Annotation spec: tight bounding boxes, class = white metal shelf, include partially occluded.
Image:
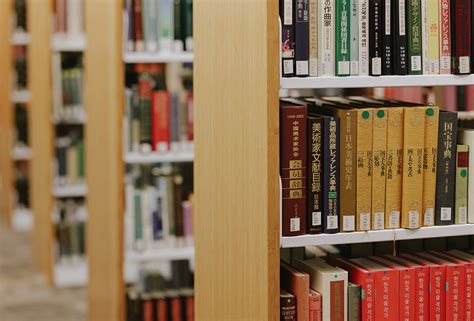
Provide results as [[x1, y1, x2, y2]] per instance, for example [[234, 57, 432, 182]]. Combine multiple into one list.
[[124, 149, 194, 164], [12, 208, 33, 232], [52, 110, 87, 125], [51, 33, 86, 52], [280, 74, 474, 89], [281, 224, 474, 248], [11, 145, 32, 161], [10, 31, 30, 45], [125, 247, 195, 263], [53, 183, 88, 198], [123, 51, 194, 63], [11, 90, 31, 103], [54, 259, 88, 287]]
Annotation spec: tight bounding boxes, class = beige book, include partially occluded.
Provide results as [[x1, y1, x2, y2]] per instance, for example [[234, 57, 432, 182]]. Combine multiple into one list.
[[371, 108, 387, 230], [67, 145, 78, 184], [422, 106, 439, 226], [385, 107, 404, 228], [401, 107, 425, 229]]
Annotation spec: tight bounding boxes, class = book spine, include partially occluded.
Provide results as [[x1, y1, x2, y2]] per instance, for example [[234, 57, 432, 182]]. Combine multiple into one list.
[[318, 0, 335, 75], [451, 0, 472, 74], [295, 0, 310, 76], [420, 0, 429, 74], [350, 0, 359, 75], [369, 0, 383, 75], [142, 0, 158, 52], [309, 291, 322, 321], [457, 130, 474, 223], [281, 0, 296, 77], [329, 280, 346, 321], [174, 0, 182, 49], [435, 112, 458, 225], [322, 117, 339, 233], [356, 109, 373, 231], [392, 0, 408, 74], [427, 0, 440, 73], [309, 0, 318, 76], [138, 76, 152, 147], [455, 145, 469, 224], [401, 107, 425, 228], [158, 0, 174, 51], [281, 105, 307, 236], [439, 0, 451, 74], [422, 106, 439, 226], [348, 284, 361, 321], [399, 270, 415, 321], [358, 0, 369, 75], [170, 93, 180, 150], [407, 0, 423, 74], [133, 0, 145, 51], [187, 92, 194, 141], [414, 267, 430, 321], [336, 0, 351, 76], [280, 294, 297, 321], [445, 267, 466, 321], [371, 109, 387, 230], [382, 0, 392, 74], [307, 117, 323, 234], [182, 0, 193, 51]]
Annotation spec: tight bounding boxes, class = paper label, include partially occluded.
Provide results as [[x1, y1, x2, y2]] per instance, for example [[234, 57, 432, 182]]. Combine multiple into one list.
[[459, 56, 470, 74], [430, 60, 440, 74], [343, 215, 355, 231], [360, 212, 371, 230], [389, 211, 400, 228], [290, 217, 300, 232], [440, 207, 452, 221], [424, 208, 434, 225], [327, 215, 339, 230], [372, 57, 382, 75], [408, 211, 420, 229], [312, 211, 322, 226], [441, 56, 451, 70], [284, 0, 293, 24], [458, 207, 467, 224], [283, 60, 294, 74], [399, 0, 406, 35], [338, 61, 350, 75], [351, 61, 359, 75], [309, 58, 318, 77], [374, 212, 384, 230], [296, 61, 309, 76], [411, 56, 422, 71], [385, 0, 391, 34]]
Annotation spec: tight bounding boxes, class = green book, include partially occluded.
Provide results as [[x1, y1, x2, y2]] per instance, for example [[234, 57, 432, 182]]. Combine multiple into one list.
[[455, 144, 469, 224], [142, 0, 158, 51], [134, 191, 143, 242], [336, 0, 351, 76], [181, 0, 193, 51], [77, 139, 85, 180], [174, 0, 183, 48], [407, 0, 423, 74]]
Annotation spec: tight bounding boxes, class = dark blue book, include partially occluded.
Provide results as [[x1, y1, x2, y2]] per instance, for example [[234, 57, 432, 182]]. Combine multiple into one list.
[[295, 0, 309, 77]]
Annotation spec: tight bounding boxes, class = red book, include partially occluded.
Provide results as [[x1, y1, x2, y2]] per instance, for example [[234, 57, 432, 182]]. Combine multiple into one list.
[[451, 0, 472, 74], [334, 258, 376, 321], [187, 92, 194, 141], [132, 0, 144, 51], [170, 296, 183, 321], [280, 262, 309, 321], [439, 0, 452, 74], [370, 256, 416, 321], [349, 258, 399, 321], [280, 101, 307, 236], [186, 296, 194, 321], [383, 255, 430, 321], [309, 289, 322, 321], [151, 91, 170, 152], [142, 294, 153, 321], [155, 295, 167, 321], [466, 86, 474, 111]]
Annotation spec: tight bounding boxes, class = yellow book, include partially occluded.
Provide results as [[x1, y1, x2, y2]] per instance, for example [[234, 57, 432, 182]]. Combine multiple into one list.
[[427, 0, 440, 74], [371, 108, 387, 230], [422, 106, 439, 226], [401, 107, 425, 229], [385, 107, 404, 228]]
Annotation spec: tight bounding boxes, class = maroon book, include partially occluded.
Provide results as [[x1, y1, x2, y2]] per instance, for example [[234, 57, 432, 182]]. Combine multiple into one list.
[[451, 0, 472, 74], [280, 101, 307, 236], [133, 0, 144, 51], [280, 290, 297, 321]]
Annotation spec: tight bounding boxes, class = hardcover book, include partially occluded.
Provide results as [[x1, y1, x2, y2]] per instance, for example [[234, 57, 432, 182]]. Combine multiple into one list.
[[382, 0, 392, 74], [439, 0, 451, 74], [450, 0, 472, 74], [281, 0, 296, 77], [151, 91, 171, 152], [407, 0, 423, 74], [309, 289, 322, 321], [458, 128, 474, 223], [427, 0, 440, 73], [350, 0, 359, 75], [422, 106, 439, 226], [295, 0, 310, 76], [309, 0, 318, 76], [280, 289, 297, 321], [455, 144, 469, 224], [369, 0, 383, 75], [371, 108, 387, 230], [420, 0, 429, 74], [281, 262, 310, 321], [318, 0, 335, 76], [142, 0, 158, 51], [336, 0, 351, 76], [358, 0, 369, 75], [392, 0, 408, 74], [158, 0, 174, 51], [347, 283, 360, 321], [307, 116, 324, 234]]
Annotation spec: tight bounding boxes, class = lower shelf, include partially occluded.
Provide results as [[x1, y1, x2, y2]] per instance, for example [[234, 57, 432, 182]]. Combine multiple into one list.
[[281, 224, 474, 248], [54, 259, 88, 287], [53, 183, 88, 198], [125, 247, 195, 263]]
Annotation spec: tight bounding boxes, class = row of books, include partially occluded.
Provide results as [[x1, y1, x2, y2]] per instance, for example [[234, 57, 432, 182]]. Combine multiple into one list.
[[54, 134, 85, 186], [52, 52, 85, 121], [13, 0, 27, 32], [14, 104, 28, 146], [13, 46, 27, 90], [280, 96, 474, 236], [124, 0, 193, 53], [124, 64, 193, 153], [54, 199, 87, 262], [280, 0, 473, 77], [281, 249, 474, 321], [53, 0, 84, 36], [15, 163, 29, 208], [124, 163, 193, 252]]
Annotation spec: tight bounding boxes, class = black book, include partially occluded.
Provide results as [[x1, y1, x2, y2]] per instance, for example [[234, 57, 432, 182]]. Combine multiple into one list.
[[295, 0, 310, 77], [307, 116, 324, 234], [280, 0, 296, 77], [435, 111, 458, 225], [391, 0, 408, 74], [382, 0, 392, 74], [369, 0, 383, 75], [126, 287, 142, 321]]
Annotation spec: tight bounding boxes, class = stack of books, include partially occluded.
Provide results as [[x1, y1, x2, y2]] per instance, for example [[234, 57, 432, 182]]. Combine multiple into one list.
[[280, 96, 473, 236], [54, 134, 85, 187], [280, 0, 473, 77], [123, 0, 193, 53], [52, 0, 84, 37]]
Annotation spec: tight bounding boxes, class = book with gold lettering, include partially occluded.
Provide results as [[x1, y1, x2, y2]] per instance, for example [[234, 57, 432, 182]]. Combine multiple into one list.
[[371, 107, 387, 230], [422, 106, 439, 226]]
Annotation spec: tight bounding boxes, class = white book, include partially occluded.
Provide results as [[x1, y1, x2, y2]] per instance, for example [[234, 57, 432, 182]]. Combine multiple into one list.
[[143, 0, 158, 51], [66, 0, 83, 36], [458, 128, 474, 223], [158, 176, 171, 246], [358, 0, 369, 75], [318, 0, 335, 76], [350, 0, 359, 75], [420, 0, 429, 74], [157, 0, 174, 51]]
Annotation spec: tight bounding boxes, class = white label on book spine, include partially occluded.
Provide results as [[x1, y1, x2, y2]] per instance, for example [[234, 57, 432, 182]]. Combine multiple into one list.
[[343, 215, 355, 231], [408, 211, 420, 229], [458, 207, 467, 224], [385, 0, 391, 34], [399, 0, 405, 35], [430, 60, 440, 74], [283, 60, 294, 74], [284, 0, 293, 24], [459, 56, 470, 74], [296, 61, 309, 76], [351, 61, 359, 75], [388, 211, 400, 228], [338, 61, 350, 75], [441, 56, 451, 70], [327, 215, 338, 229], [374, 212, 384, 230], [312, 211, 322, 226], [310, 58, 318, 77], [424, 208, 434, 225], [359, 212, 370, 230], [372, 57, 382, 75], [290, 217, 300, 232], [440, 207, 452, 221], [411, 56, 422, 71]]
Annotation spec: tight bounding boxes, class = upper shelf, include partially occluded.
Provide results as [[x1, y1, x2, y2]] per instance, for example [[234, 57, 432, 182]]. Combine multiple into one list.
[[124, 144, 195, 164], [51, 33, 86, 52], [11, 31, 30, 45], [123, 51, 194, 64], [53, 183, 88, 198], [280, 74, 474, 89]]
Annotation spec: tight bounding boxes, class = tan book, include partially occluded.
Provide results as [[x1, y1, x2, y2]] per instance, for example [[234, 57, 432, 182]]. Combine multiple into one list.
[[401, 106, 425, 228], [371, 108, 387, 230], [67, 144, 78, 184], [385, 107, 404, 228], [422, 106, 439, 226]]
